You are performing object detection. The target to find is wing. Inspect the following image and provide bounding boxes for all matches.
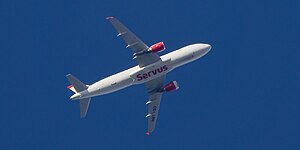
[144,75,166,135]
[106,17,161,67]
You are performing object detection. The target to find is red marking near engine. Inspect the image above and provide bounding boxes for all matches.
[146,132,151,135]
[164,81,179,92]
[149,42,165,53]
[67,85,73,89]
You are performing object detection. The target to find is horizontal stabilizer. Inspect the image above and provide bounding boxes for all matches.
[80,98,91,118]
[66,74,87,93]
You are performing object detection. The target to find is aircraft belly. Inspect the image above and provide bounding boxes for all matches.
[130,59,172,84]
[87,69,136,96]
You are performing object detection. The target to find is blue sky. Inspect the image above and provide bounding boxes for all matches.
[1,0,299,149]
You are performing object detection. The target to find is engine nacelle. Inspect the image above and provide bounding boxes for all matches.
[163,81,179,92]
[149,42,165,53]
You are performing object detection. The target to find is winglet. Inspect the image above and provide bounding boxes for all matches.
[146,132,151,135]
[106,16,114,20]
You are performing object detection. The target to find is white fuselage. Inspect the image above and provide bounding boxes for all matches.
[71,43,211,100]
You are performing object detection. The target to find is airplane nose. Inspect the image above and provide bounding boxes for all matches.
[192,44,211,58]
[70,93,81,100]
[202,44,211,53]
[197,44,211,55]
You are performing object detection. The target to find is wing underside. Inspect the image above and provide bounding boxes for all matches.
[106,17,161,67]
[145,75,166,134]
[146,92,162,134]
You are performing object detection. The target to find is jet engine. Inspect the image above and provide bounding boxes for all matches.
[163,81,179,92]
[149,42,165,53]
[132,42,166,57]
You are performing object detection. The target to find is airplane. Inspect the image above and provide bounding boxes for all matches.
[66,17,211,135]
